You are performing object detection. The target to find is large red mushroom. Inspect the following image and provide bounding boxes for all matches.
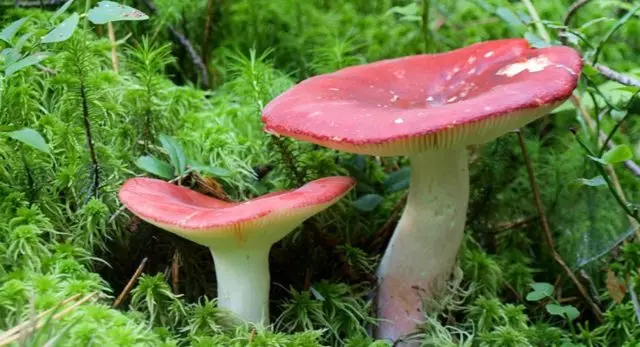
[119,176,355,324]
[261,39,582,343]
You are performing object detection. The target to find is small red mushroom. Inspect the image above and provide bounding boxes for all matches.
[262,39,582,343]
[118,176,355,324]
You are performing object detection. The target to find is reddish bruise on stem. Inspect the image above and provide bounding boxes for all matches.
[262,38,582,344]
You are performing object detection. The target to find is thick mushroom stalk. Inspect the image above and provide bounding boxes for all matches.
[261,38,582,343]
[375,149,468,341]
[118,176,355,324]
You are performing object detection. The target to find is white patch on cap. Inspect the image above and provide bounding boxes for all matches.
[496,56,552,77]
[328,88,340,91]
[447,96,458,103]
[394,118,404,124]
[484,51,494,58]
[468,56,476,64]
[468,67,477,75]
[426,96,434,102]
[390,95,399,102]
[331,136,343,142]
[393,70,406,79]
[309,111,323,117]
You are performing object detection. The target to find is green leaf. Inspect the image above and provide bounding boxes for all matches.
[387,3,419,17]
[354,194,384,212]
[135,156,174,179]
[87,1,149,24]
[0,18,28,44]
[2,48,22,67]
[5,52,53,76]
[4,128,50,153]
[577,176,606,187]
[159,134,187,175]
[191,165,231,177]
[496,7,524,28]
[590,144,634,165]
[14,33,33,51]
[545,304,580,321]
[526,282,554,301]
[384,167,411,193]
[524,31,550,48]
[42,13,79,43]
[52,0,75,21]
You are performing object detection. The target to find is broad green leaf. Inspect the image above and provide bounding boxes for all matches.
[191,165,231,177]
[159,134,187,175]
[496,7,524,28]
[384,167,411,193]
[545,304,580,321]
[524,31,550,48]
[0,18,28,44]
[52,0,75,21]
[135,156,173,179]
[87,1,149,24]
[577,176,606,187]
[4,128,50,153]
[592,144,634,165]
[526,282,554,301]
[15,33,33,51]
[5,52,52,76]
[1,48,22,67]
[42,13,79,43]
[354,194,384,212]
[387,3,419,17]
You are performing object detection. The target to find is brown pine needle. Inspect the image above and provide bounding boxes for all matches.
[0,292,98,346]
[113,257,148,308]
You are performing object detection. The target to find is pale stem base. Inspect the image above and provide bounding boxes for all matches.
[375,148,469,344]
[211,246,271,325]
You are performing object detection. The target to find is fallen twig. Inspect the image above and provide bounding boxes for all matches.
[517,130,604,322]
[629,280,640,325]
[171,251,180,294]
[113,257,148,308]
[596,64,640,87]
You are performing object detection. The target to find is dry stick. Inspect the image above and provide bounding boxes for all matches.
[112,257,148,308]
[517,131,604,322]
[202,0,216,66]
[140,0,209,88]
[107,22,119,74]
[0,294,82,343]
[0,292,99,346]
[595,63,640,87]
[171,251,180,294]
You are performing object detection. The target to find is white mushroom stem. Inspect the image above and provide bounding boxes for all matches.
[210,246,271,324]
[375,148,469,343]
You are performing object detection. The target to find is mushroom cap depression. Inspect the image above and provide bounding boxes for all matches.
[262,39,582,156]
[119,176,356,248]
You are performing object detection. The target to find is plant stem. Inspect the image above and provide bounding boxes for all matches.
[202,0,215,66]
[595,64,640,88]
[521,0,551,42]
[376,148,469,343]
[79,78,100,202]
[107,22,118,73]
[592,2,640,65]
[421,0,431,53]
[517,131,604,322]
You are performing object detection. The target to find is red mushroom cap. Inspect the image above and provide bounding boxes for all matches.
[118,176,355,248]
[262,39,582,156]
